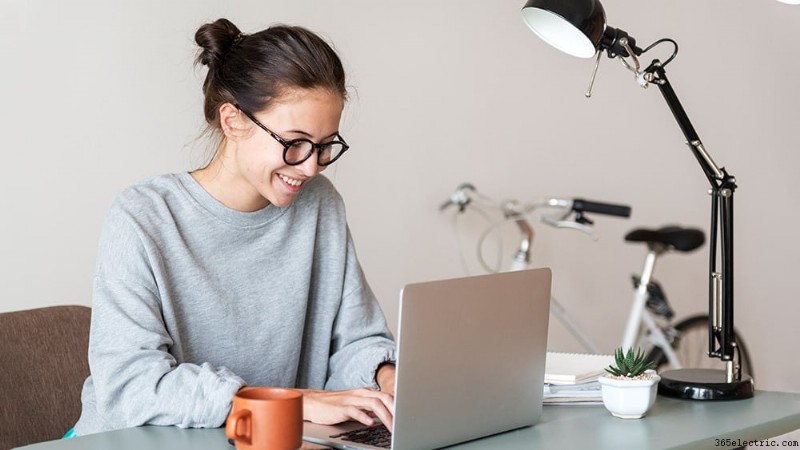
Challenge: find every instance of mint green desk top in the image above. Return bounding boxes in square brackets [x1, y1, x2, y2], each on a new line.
[15, 390, 800, 450]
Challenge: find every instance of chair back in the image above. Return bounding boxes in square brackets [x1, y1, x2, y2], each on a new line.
[0, 305, 91, 450]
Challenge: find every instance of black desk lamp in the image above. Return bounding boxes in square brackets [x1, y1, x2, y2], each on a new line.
[520, 0, 754, 400]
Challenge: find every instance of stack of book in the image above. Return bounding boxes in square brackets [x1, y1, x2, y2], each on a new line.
[543, 352, 614, 406]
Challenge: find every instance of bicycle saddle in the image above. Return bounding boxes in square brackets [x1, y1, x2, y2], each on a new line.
[624, 226, 705, 252]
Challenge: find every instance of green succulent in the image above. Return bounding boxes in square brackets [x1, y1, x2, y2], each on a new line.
[605, 347, 656, 378]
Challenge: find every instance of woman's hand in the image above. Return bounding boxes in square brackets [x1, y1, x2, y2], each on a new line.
[301, 388, 395, 433]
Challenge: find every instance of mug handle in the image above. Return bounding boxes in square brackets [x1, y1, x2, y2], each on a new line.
[225, 409, 252, 446]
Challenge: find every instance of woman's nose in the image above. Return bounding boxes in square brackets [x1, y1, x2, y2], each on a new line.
[297, 151, 323, 176]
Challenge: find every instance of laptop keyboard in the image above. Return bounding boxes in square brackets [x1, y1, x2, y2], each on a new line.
[330, 424, 392, 448]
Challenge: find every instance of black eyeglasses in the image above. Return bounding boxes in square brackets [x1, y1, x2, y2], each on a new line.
[237, 107, 349, 167]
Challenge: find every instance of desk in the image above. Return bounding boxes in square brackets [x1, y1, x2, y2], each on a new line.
[15, 390, 800, 450]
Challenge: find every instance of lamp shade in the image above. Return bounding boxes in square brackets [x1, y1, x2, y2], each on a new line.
[521, 0, 606, 58]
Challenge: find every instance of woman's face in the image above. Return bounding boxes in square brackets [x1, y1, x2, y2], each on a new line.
[227, 87, 344, 210]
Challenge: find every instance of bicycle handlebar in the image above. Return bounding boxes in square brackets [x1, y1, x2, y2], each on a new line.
[441, 183, 632, 238]
[441, 183, 632, 271]
[572, 198, 632, 218]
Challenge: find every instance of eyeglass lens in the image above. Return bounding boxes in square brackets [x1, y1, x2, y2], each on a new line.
[285, 140, 346, 166]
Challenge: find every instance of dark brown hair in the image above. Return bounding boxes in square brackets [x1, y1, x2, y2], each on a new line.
[194, 18, 347, 134]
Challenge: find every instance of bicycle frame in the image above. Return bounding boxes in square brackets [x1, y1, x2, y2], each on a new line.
[503, 203, 682, 362]
[503, 208, 683, 369]
[529, 243, 683, 368]
[623, 247, 683, 369]
[548, 296, 601, 354]
[442, 185, 685, 368]
[501, 198, 684, 367]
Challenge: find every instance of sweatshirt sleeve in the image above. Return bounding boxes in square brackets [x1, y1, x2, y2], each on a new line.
[325, 229, 397, 391]
[87, 199, 244, 430]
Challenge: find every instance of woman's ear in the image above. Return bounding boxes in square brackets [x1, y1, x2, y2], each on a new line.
[219, 103, 249, 140]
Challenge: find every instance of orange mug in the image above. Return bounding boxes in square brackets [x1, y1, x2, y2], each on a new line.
[226, 387, 303, 450]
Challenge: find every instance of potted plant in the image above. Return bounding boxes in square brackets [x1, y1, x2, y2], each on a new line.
[598, 347, 660, 419]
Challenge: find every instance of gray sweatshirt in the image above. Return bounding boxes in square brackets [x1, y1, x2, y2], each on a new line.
[73, 173, 396, 435]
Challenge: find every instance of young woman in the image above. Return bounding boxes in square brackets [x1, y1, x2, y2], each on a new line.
[71, 18, 397, 436]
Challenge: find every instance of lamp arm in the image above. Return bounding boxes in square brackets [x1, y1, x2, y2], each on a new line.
[644, 62, 726, 186]
[643, 61, 741, 379]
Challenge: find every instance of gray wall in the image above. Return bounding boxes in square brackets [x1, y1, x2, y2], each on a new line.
[2, 0, 798, 396]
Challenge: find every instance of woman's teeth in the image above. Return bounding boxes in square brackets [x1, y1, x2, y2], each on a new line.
[279, 174, 303, 187]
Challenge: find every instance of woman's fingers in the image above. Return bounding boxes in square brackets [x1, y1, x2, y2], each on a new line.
[353, 388, 395, 414]
[345, 405, 377, 428]
[346, 390, 394, 432]
[301, 388, 396, 433]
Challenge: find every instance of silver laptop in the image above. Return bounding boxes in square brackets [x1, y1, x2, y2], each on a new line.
[303, 268, 552, 450]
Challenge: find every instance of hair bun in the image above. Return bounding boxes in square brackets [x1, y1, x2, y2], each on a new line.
[195, 18, 243, 68]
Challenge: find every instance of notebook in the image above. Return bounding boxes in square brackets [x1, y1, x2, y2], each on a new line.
[303, 268, 552, 450]
[543, 380, 602, 405]
[544, 352, 614, 385]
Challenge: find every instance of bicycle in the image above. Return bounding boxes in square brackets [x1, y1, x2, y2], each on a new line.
[439, 183, 753, 378]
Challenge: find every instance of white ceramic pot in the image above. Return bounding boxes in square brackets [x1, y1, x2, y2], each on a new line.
[598, 370, 661, 419]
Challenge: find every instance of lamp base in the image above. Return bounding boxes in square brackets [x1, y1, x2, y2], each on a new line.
[658, 368, 754, 400]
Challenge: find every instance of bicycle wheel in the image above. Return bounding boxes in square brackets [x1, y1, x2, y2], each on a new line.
[648, 314, 754, 378]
